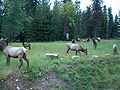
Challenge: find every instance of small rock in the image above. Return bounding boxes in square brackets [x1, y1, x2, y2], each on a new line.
[72, 55, 80, 59]
[105, 53, 110, 56]
[61, 58, 63, 60]
[16, 86, 20, 90]
[92, 55, 98, 58]
[16, 79, 19, 82]
[10, 77, 13, 80]
[88, 64, 91, 67]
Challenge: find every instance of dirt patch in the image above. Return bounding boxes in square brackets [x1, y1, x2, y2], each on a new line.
[0, 70, 72, 90]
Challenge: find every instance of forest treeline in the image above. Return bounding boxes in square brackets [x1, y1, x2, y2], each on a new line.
[0, 0, 120, 42]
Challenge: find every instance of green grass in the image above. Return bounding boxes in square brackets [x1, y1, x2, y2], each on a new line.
[0, 40, 120, 75]
[0, 39, 120, 89]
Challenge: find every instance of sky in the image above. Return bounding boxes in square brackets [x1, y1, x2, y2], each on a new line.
[50, 0, 120, 17]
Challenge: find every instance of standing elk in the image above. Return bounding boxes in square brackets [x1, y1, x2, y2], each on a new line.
[0, 38, 29, 69]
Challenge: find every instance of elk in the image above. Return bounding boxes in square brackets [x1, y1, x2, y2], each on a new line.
[113, 44, 118, 55]
[0, 38, 29, 69]
[66, 43, 87, 55]
[92, 38, 98, 50]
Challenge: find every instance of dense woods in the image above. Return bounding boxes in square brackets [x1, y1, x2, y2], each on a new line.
[0, 0, 120, 42]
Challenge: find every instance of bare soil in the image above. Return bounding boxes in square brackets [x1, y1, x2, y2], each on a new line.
[0, 70, 72, 90]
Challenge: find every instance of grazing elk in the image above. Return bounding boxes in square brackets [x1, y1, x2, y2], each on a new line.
[22, 42, 31, 50]
[0, 38, 29, 69]
[92, 37, 101, 50]
[113, 44, 118, 55]
[92, 38, 98, 50]
[66, 43, 87, 55]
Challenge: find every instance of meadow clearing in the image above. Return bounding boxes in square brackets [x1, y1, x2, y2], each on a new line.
[0, 39, 120, 90]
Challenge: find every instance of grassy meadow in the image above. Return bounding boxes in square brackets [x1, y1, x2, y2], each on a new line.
[0, 39, 120, 89]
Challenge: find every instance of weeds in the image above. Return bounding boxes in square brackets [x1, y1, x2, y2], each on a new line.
[20, 67, 44, 80]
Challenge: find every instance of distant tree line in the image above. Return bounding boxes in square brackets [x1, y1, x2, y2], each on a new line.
[0, 0, 119, 42]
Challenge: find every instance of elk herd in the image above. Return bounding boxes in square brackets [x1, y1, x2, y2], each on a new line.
[0, 36, 119, 69]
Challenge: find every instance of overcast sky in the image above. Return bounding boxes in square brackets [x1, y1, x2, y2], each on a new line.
[50, 0, 120, 17]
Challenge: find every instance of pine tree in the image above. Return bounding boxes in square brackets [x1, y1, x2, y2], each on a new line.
[75, 0, 81, 38]
[0, 0, 4, 38]
[108, 7, 114, 38]
[99, 5, 107, 38]
[31, 0, 53, 41]
[114, 15, 119, 37]
[91, 0, 103, 37]
[52, 0, 63, 40]
[2, 0, 26, 41]
[25, 0, 37, 16]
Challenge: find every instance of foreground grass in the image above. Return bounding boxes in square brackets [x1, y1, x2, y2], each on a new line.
[0, 39, 120, 89]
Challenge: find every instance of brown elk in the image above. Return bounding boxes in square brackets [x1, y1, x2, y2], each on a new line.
[66, 43, 87, 55]
[0, 38, 29, 69]
[92, 37, 101, 50]
[92, 38, 98, 50]
[113, 44, 118, 54]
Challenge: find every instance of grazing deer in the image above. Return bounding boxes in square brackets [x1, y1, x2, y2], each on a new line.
[66, 43, 87, 55]
[0, 38, 29, 69]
